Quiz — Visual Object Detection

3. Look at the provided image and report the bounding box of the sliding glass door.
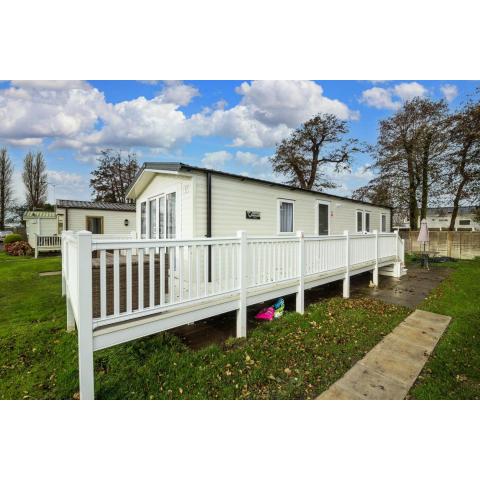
[148,191,177,239]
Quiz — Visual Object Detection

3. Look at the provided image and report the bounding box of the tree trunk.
[449,178,467,230]
[449,153,468,231]
[406,151,419,230]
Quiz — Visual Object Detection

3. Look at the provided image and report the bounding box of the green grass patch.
[0,251,410,399]
[409,258,480,399]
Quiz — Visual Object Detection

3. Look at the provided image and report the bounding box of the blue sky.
[1,80,478,203]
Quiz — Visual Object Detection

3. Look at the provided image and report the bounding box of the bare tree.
[374,98,449,229]
[90,150,139,203]
[23,152,48,209]
[270,113,361,190]
[444,97,480,230]
[0,148,14,228]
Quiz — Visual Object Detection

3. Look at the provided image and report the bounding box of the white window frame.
[277,198,295,235]
[146,185,180,239]
[380,213,387,233]
[315,200,331,236]
[355,209,363,233]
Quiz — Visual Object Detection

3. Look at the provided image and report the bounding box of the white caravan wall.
[193,172,390,237]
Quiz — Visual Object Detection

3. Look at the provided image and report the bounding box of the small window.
[86,216,103,234]
[279,200,294,233]
[381,213,387,232]
[140,202,146,238]
[459,219,470,225]
[365,212,371,232]
[356,210,363,233]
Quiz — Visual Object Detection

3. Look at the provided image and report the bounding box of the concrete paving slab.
[317,309,451,400]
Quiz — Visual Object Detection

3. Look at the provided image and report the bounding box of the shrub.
[4,233,23,245]
[5,241,33,256]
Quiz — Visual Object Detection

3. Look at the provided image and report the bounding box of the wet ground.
[170,263,452,350]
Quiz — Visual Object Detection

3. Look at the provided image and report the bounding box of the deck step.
[379,265,408,277]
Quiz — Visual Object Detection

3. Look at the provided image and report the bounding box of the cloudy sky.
[1,80,477,203]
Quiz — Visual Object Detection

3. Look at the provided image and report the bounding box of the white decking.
[62,229,405,399]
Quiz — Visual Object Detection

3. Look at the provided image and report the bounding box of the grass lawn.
[1,252,478,399]
[0,251,409,399]
[409,258,480,399]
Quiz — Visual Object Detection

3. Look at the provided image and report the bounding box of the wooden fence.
[399,230,480,259]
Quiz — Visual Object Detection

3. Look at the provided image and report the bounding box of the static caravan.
[127,162,392,239]
[55,200,136,235]
[24,210,58,241]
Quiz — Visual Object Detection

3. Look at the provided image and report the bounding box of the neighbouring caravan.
[24,210,58,240]
[55,200,136,235]
[127,162,392,239]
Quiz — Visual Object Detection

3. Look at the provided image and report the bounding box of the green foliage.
[410,258,480,399]
[4,233,22,245]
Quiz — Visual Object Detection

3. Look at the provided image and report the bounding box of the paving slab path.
[317,309,451,400]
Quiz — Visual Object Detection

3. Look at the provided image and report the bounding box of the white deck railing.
[62,229,405,399]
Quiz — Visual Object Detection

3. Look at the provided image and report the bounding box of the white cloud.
[392,82,427,102]
[10,80,89,90]
[361,81,427,110]
[191,80,359,148]
[440,84,458,102]
[235,151,270,167]
[160,81,199,106]
[0,81,105,143]
[201,150,232,169]
[360,87,400,110]
[46,170,89,202]
[80,96,193,150]
[0,80,358,153]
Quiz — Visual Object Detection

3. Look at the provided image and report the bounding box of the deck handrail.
[62,229,404,399]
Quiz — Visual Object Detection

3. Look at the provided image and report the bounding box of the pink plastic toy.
[255,306,275,321]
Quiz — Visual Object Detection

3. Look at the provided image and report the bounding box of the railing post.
[296,231,305,314]
[372,229,379,286]
[395,229,399,260]
[236,230,247,338]
[343,230,350,298]
[76,231,94,400]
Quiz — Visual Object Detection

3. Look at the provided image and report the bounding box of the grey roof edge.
[127,162,393,210]
[55,199,136,212]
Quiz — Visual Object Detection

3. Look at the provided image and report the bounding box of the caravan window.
[166,192,176,238]
[279,200,294,233]
[365,212,371,232]
[156,192,177,239]
[381,213,387,232]
[356,210,363,233]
